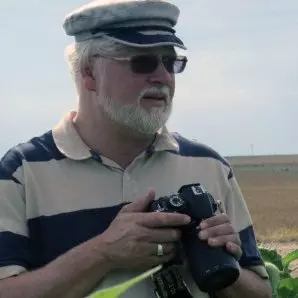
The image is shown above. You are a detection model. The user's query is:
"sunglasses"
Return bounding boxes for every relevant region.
[96,54,188,74]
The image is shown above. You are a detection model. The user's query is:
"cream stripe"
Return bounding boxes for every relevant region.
[0,265,27,280]
[19,152,234,219]
[0,180,27,236]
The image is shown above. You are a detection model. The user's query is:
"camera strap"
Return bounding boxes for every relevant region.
[151,265,193,298]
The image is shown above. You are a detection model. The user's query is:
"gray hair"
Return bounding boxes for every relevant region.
[64,37,130,91]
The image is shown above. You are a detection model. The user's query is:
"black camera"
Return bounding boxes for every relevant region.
[149,183,240,293]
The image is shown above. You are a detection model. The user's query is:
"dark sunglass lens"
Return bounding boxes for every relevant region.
[173,59,187,73]
[162,56,176,73]
[162,56,187,74]
[131,55,159,74]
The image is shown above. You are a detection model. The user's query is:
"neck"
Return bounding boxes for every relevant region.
[73,108,156,169]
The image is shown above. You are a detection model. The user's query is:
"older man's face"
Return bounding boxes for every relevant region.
[93,46,176,135]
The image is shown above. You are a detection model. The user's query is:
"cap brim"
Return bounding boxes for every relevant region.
[106,31,187,50]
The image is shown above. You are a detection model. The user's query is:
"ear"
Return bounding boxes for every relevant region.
[82,68,96,92]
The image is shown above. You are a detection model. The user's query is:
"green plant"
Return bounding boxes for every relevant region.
[86,265,162,298]
[86,246,297,298]
[259,246,298,298]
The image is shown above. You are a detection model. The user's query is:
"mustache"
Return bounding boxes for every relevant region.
[137,86,171,104]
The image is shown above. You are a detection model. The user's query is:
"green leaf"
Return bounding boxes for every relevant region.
[277,278,298,298]
[264,262,281,295]
[283,249,298,269]
[259,248,284,271]
[86,265,162,298]
[280,270,291,279]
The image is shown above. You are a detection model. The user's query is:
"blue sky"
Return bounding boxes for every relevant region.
[0,0,297,156]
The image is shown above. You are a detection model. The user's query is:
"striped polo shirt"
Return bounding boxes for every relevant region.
[0,111,268,297]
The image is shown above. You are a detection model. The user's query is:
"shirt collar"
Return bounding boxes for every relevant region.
[153,126,179,153]
[52,111,92,160]
[52,111,179,161]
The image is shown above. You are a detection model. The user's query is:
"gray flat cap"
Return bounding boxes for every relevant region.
[63,0,186,49]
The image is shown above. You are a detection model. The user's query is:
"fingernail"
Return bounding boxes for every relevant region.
[227,242,235,251]
[184,216,191,223]
[199,230,208,240]
[200,221,208,229]
[209,238,217,245]
[148,189,155,196]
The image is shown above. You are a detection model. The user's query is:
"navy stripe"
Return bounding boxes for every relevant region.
[0,150,22,184]
[239,225,264,267]
[17,131,65,162]
[170,133,233,179]
[1,209,264,272]
[0,131,65,182]
[109,31,185,47]
[27,204,125,268]
[0,232,34,269]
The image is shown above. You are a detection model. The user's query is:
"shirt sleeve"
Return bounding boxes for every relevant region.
[0,149,33,279]
[223,174,268,279]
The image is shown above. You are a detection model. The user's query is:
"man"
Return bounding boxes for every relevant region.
[0,0,271,297]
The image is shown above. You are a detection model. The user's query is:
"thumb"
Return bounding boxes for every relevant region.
[120,189,155,213]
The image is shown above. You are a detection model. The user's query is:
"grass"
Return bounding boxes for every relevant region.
[229,157,298,243]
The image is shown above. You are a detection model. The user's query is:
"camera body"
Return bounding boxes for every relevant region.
[149,183,240,293]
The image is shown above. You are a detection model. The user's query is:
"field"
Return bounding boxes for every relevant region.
[227,154,298,243]
[226,155,298,251]
[226,154,298,275]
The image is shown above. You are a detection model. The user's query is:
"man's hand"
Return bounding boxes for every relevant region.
[99,190,191,271]
[198,213,242,260]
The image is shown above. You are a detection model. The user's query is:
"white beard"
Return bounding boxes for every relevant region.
[98,86,172,136]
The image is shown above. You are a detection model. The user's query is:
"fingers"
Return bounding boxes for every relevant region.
[226,242,242,260]
[198,223,239,243]
[198,214,242,260]
[138,212,191,228]
[206,233,240,247]
[147,243,177,266]
[198,214,241,246]
[143,228,182,243]
[120,190,190,227]
[199,213,230,229]
[131,242,177,269]
[148,243,176,256]
[120,190,156,213]
[146,253,176,268]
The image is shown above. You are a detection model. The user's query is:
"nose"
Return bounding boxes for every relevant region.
[147,60,175,87]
